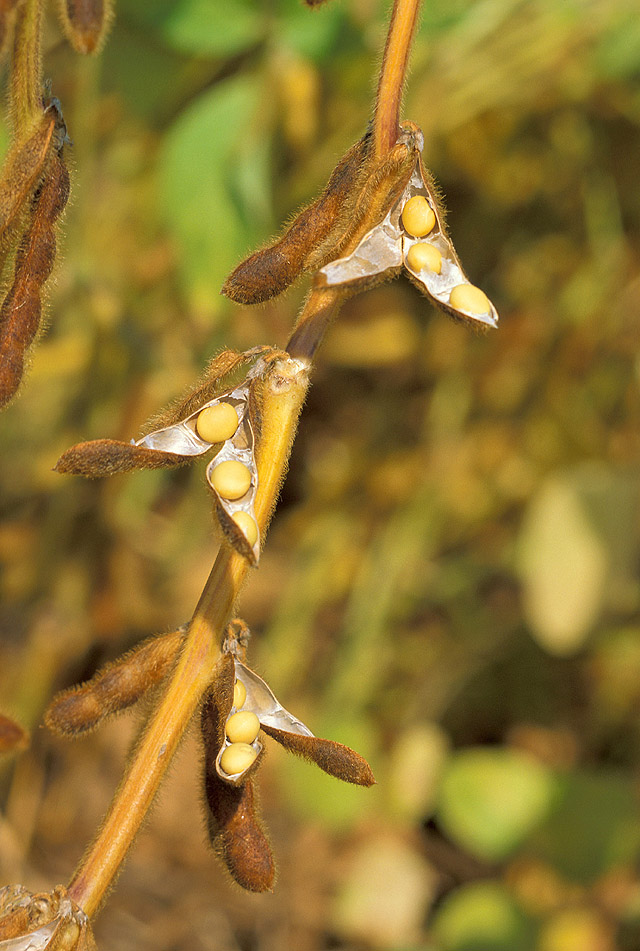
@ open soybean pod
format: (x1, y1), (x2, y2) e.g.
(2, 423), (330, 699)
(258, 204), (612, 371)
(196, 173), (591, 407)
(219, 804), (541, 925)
(229, 661), (375, 786)
(318, 124), (498, 330)
(55, 348), (267, 478)
(0, 885), (97, 950)
(201, 657), (275, 892)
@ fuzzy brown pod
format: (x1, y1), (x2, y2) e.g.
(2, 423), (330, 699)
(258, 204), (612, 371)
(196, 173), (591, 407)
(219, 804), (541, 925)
(201, 656), (274, 892)
(0, 884), (97, 950)
(45, 628), (185, 736)
(57, 0), (113, 55)
(0, 151), (70, 408)
(317, 123), (499, 330)
(222, 132), (373, 304)
(261, 724), (375, 786)
(0, 713), (28, 753)
(0, 109), (55, 245)
(54, 439), (190, 477)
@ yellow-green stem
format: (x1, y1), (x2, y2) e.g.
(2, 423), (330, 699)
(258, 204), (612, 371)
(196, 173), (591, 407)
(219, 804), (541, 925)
(67, 356), (310, 917)
(11, 0), (44, 136)
(374, 0), (421, 158)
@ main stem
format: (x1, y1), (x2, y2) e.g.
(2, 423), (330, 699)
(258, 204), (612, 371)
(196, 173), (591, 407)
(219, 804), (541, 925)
(373, 0), (421, 158)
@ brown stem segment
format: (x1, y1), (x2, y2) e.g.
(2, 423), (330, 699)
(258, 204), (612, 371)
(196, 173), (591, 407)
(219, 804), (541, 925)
(373, 0), (421, 159)
(67, 356), (310, 917)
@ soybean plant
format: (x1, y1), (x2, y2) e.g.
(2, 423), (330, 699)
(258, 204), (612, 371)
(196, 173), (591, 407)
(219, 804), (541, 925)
(0, 0), (498, 945)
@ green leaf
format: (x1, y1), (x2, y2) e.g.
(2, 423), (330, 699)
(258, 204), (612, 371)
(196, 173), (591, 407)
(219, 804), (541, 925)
(436, 748), (557, 862)
(431, 882), (534, 951)
(121, 0), (264, 57)
(159, 76), (271, 311)
(531, 770), (640, 884)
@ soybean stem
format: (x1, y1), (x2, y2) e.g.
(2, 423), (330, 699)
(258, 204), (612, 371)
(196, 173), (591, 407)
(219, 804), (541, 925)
(373, 0), (421, 159)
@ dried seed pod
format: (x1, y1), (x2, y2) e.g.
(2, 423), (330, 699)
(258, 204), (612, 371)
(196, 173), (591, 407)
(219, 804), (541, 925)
(222, 132), (372, 304)
(0, 109), (55, 244)
(201, 656), (275, 892)
(317, 122), (499, 329)
(261, 725), (375, 786)
(57, 0), (114, 55)
(45, 628), (185, 736)
(0, 152), (70, 408)
(55, 438), (189, 477)
(0, 885), (97, 950)
(0, 713), (28, 753)
(203, 773), (275, 892)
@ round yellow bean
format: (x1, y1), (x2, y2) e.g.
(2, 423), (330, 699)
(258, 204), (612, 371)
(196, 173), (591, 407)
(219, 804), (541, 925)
(401, 196), (436, 237)
(232, 511), (258, 547)
(449, 283), (490, 315)
(233, 679), (247, 709)
(196, 402), (239, 443)
(211, 460), (252, 500)
(226, 710), (260, 744)
(220, 742), (257, 775)
(406, 242), (442, 275)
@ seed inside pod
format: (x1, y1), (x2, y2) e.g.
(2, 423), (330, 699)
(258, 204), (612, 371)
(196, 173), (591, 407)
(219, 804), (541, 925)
(406, 242), (442, 274)
(401, 196), (436, 237)
(220, 742), (258, 775)
(196, 403), (239, 443)
(449, 283), (490, 315)
(233, 679), (247, 709)
(211, 460), (252, 500)
(232, 511), (258, 547)
(226, 710), (260, 744)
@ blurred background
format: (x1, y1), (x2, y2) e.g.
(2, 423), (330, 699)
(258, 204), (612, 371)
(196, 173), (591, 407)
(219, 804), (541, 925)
(1, 0), (640, 948)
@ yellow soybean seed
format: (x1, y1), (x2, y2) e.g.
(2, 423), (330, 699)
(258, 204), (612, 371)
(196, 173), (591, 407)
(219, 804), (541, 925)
(232, 511), (258, 547)
(401, 196), (436, 237)
(211, 460), (252, 500)
(220, 742), (257, 775)
(233, 679), (247, 709)
(406, 242), (442, 275)
(196, 402), (239, 443)
(226, 710), (260, 744)
(449, 283), (490, 315)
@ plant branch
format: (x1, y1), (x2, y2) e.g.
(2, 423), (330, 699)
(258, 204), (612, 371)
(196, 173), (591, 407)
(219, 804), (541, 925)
(373, 0), (421, 158)
(67, 355), (310, 917)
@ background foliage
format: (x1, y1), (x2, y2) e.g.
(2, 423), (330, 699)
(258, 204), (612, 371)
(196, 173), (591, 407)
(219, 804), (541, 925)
(1, 0), (640, 948)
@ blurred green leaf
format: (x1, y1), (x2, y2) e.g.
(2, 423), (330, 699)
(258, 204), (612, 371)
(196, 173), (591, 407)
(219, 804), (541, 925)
(121, 0), (264, 56)
(437, 749), (557, 862)
(517, 472), (609, 656)
(531, 770), (640, 883)
(159, 75), (271, 311)
(431, 881), (534, 951)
